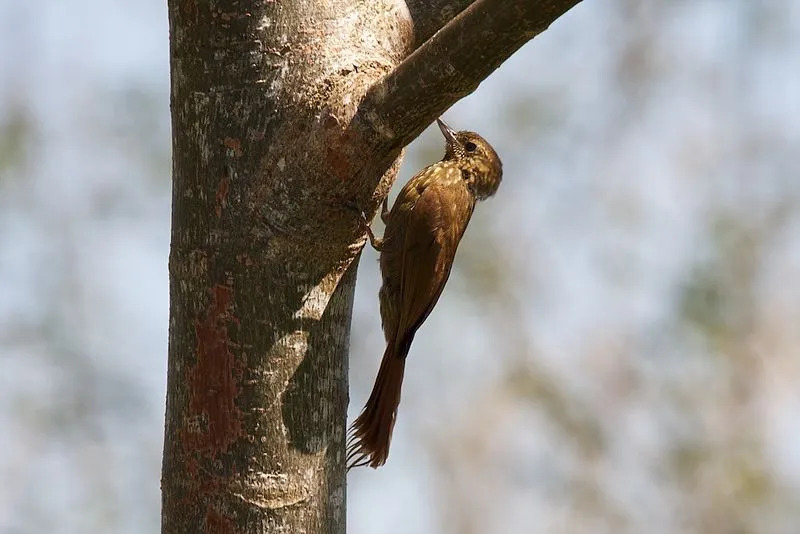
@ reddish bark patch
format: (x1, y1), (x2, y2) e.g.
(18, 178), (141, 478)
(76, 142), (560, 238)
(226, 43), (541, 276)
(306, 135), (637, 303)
(215, 175), (230, 218)
(204, 504), (234, 534)
(326, 146), (351, 181)
(323, 114), (357, 181)
(186, 284), (244, 457)
(223, 137), (242, 157)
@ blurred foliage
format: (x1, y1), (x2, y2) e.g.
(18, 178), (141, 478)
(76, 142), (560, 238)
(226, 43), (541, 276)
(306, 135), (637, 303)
(368, 2), (800, 534)
(0, 103), (33, 177)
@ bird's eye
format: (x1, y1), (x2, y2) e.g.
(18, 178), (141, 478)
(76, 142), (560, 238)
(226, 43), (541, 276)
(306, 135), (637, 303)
(464, 141), (477, 152)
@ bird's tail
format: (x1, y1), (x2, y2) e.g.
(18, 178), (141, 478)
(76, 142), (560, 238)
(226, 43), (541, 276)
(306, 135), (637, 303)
(347, 340), (409, 469)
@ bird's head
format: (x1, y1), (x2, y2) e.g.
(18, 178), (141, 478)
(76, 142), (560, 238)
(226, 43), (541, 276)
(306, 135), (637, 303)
(437, 119), (503, 200)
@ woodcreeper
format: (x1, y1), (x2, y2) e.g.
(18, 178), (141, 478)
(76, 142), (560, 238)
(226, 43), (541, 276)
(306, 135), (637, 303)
(348, 119), (503, 469)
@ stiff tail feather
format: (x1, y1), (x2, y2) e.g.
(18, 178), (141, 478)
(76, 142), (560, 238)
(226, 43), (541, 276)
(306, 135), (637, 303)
(347, 343), (408, 469)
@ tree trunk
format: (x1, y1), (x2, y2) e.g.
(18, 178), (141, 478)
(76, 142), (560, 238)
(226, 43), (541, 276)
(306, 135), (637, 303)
(161, 1), (581, 532)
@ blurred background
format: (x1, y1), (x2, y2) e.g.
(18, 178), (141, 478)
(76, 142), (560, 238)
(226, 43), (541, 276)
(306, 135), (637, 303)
(1, 0), (798, 532)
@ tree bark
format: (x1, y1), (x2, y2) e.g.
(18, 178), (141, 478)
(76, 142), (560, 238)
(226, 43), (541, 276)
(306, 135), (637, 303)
(162, 1), (581, 533)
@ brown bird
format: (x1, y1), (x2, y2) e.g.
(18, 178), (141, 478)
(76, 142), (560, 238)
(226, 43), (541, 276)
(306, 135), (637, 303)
(347, 119), (503, 469)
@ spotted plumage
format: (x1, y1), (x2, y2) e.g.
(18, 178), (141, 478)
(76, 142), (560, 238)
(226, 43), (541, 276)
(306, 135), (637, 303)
(347, 119), (503, 469)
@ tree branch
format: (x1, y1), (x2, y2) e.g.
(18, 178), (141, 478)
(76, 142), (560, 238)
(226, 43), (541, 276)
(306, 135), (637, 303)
(405, 0), (476, 47)
(356, 0), (582, 154)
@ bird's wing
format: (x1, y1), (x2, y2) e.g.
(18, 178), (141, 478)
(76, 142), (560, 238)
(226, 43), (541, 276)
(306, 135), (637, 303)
(393, 170), (475, 353)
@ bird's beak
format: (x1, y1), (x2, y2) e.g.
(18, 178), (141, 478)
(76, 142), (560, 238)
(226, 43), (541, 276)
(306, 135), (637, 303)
(436, 118), (458, 148)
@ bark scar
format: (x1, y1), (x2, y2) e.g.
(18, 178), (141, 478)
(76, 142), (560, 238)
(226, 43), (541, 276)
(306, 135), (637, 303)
(204, 504), (235, 534)
(186, 284), (244, 457)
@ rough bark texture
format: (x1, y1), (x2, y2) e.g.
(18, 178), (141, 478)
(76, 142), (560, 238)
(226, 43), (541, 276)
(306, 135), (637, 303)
(162, 1), (581, 533)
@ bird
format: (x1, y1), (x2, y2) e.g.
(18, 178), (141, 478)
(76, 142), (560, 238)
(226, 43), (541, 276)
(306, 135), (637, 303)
(347, 118), (503, 469)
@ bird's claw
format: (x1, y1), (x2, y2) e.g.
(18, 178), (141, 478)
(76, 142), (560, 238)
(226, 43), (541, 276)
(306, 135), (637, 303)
(345, 200), (383, 251)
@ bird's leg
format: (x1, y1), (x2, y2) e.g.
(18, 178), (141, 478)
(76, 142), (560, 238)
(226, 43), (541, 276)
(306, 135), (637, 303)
(346, 201), (384, 251)
(361, 213), (384, 251)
